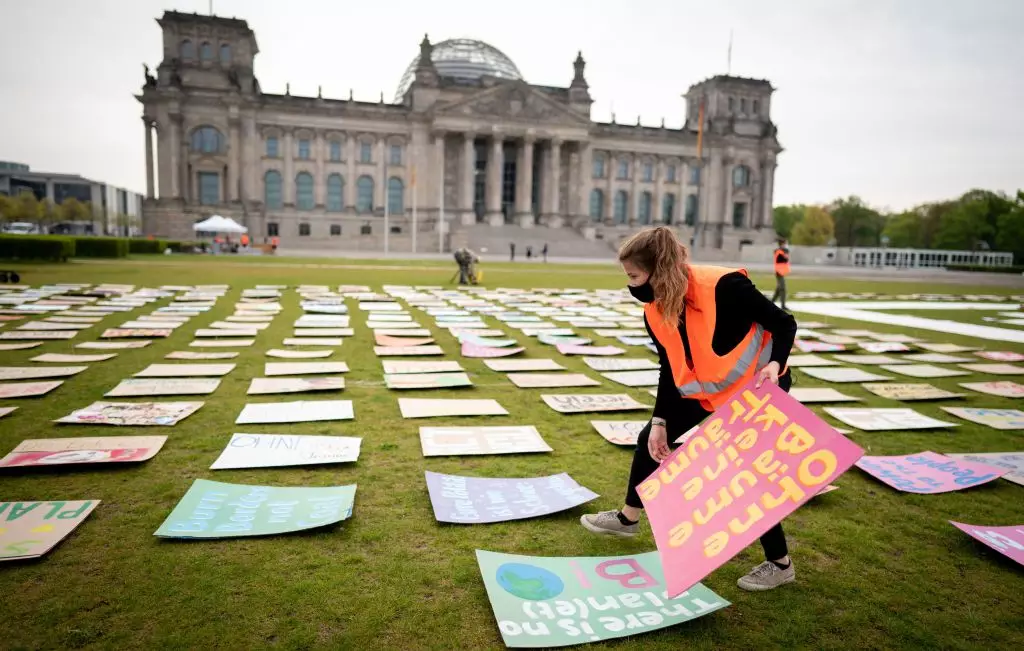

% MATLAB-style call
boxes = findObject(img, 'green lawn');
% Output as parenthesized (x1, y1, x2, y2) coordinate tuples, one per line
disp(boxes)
(1, 258, 1023, 651)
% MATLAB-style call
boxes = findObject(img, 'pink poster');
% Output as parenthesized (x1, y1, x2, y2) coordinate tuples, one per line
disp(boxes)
(855, 451, 1007, 493)
(460, 342, 524, 358)
(639, 380, 864, 598)
(950, 521, 1024, 566)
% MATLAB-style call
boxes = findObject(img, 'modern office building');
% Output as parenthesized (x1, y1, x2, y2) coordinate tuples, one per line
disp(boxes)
(138, 11, 782, 255)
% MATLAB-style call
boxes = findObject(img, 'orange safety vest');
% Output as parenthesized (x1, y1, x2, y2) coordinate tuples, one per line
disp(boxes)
(271, 236, 279, 246)
(645, 265, 775, 411)
(774, 248, 791, 277)
(240, 234, 250, 246)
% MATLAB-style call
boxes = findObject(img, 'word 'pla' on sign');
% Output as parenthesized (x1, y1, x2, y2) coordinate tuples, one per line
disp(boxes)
(638, 380, 864, 598)
(475, 549, 729, 648)
(1, 500, 99, 561)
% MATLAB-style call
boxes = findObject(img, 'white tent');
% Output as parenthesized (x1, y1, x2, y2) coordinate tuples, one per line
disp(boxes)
(193, 215, 248, 234)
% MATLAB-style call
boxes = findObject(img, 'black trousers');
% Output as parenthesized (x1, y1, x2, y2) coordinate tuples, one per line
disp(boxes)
(771, 273, 787, 308)
(625, 372, 792, 561)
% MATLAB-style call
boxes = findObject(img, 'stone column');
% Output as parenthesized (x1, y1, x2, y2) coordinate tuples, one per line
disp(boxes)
(314, 130, 325, 207)
(723, 161, 735, 227)
(434, 131, 446, 220)
(604, 151, 614, 224)
(345, 135, 356, 211)
(179, 132, 190, 202)
(762, 163, 775, 228)
(568, 147, 580, 223)
(485, 135, 504, 226)
(628, 157, 639, 225)
(167, 113, 181, 198)
(545, 138, 562, 226)
(653, 158, 664, 224)
(143, 118, 155, 199)
(706, 150, 724, 227)
(460, 132, 475, 225)
(242, 114, 257, 205)
(228, 119, 241, 202)
(577, 141, 592, 223)
(376, 137, 386, 213)
(283, 129, 295, 206)
(515, 136, 535, 227)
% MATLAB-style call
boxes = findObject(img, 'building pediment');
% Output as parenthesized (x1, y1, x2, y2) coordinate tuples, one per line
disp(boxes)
(434, 81, 590, 128)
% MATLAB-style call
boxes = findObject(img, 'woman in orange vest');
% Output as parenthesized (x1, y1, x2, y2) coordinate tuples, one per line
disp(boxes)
(771, 238, 790, 310)
(581, 226, 799, 591)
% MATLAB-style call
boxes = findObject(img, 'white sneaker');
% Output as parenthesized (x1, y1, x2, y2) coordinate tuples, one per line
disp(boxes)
(580, 510, 639, 538)
(737, 560, 796, 591)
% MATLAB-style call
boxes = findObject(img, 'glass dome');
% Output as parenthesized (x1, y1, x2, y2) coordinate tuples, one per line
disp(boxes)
(394, 38, 523, 101)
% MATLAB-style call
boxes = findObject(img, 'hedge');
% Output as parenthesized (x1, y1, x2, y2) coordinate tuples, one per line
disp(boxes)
(0, 234, 74, 261)
(947, 264, 1024, 274)
(128, 238, 165, 254)
(72, 237, 129, 258)
(164, 240, 199, 253)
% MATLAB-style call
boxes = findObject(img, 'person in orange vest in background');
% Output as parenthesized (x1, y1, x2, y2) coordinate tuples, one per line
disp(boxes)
(580, 226, 799, 592)
(240, 233, 250, 249)
(271, 235, 279, 252)
(771, 238, 791, 310)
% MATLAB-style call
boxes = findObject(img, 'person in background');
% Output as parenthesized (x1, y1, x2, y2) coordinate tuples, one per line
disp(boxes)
(240, 233, 250, 250)
(526, 245, 533, 260)
(454, 247, 480, 284)
(772, 238, 790, 310)
(580, 226, 800, 592)
(271, 235, 279, 253)
(542, 243, 549, 262)
(510, 242, 516, 261)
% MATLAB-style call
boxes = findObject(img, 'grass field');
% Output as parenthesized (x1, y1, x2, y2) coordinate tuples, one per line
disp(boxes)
(2, 257, 1023, 651)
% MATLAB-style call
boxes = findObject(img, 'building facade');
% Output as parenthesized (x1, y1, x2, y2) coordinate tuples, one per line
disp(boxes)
(139, 11, 781, 253)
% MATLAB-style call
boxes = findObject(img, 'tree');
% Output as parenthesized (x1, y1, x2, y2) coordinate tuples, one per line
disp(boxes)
(790, 206, 835, 246)
(12, 191, 40, 223)
(59, 197, 90, 224)
(830, 196, 884, 247)
(772, 205, 806, 239)
(994, 192, 1024, 264)
(0, 194, 14, 223)
(38, 199, 59, 229)
(933, 198, 995, 250)
(882, 211, 923, 248)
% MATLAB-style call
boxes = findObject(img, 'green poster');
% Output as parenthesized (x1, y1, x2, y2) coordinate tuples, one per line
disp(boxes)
(475, 550, 729, 648)
(154, 479, 356, 539)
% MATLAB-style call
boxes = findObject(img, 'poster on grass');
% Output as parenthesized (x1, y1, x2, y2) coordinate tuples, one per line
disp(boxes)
(420, 426, 550, 456)
(425, 472, 597, 523)
(0, 380, 63, 398)
(541, 394, 650, 414)
(855, 451, 1007, 493)
(639, 380, 864, 598)
(105, 378, 221, 397)
(959, 381, 1024, 398)
(590, 420, 647, 446)
(385, 372, 472, 389)
(0, 436, 166, 468)
(950, 521, 1024, 566)
(210, 433, 361, 469)
(940, 407, 1024, 431)
(0, 366, 87, 381)
(56, 401, 203, 426)
(475, 549, 729, 648)
(0, 500, 99, 561)
(485, 359, 565, 372)
(154, 479, 356, 539)
(860, 383, 964, 401)
(823, 407, 957, 431)
(946, 452, 1024, 487)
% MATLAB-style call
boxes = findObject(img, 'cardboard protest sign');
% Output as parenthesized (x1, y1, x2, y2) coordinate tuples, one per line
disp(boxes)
(787, 354, 840, 368)
(77, 340, 150, 350)
(0, 407, 15, 419)
(400, 398, 508, 418)
(460, 334, 521, 348)
(190, 338, 255, 348)
(374, 334, 434, 347)
(0, 436, 166, 468)
(56, 401, 203, 426)
(538, 334, 592, 347)
(639, 381, 864, 597)
(880, 364, 968, 379)
(194, 328, 260, 338)
(0, 366, 87, 381)
(855, 451, 1006, 493)
(210, 433, 361, 469)
(975, 351, 1024, 362)
(420, 426, 550, 456)
(0, 381, 63, 398)
(824, 407, 957, 431)
(0, 500, 99, 561)
(950, 522, 1024, 566)
(235, 400, 354, 424)
(293, 328, 353, 337)
(475, 549, 728, 648)
(265, 348, 334, 359)
(859, 342, 911, 354)
(165, 351, 239, 360)
(375, 345, 445, 357)
(789, 387, 859, 403)
(541, 394, 650, 414)
(795, 340, 845, 353)
(484, 359, 565, 372)
(947, 452, 1024, 487)
(106, 378, 221, 397)
(582, 357, 658, 372)
(462, 342, 525, 358)
(247, 377, 345, 395)
(31, 353, 115, 363)
(903, 353, 972, 364)
(385, 372, 472, 389)
(381, 360, 463, 375)
(282, 337, 343, 346)
(591, 420, 647, 446)
(959, 381, 1024, 398)
(959, 363, 1024, 375)
(861, 383, 965, 401)
(154, 479, 356, 539)
(264, 362, 350, 376)
(799, 367, 892, 383)
(830, 354, 907, 366)
(135, 364, 235, 378)
(509, 373, 600, 389)
(101, 328, 171, 338)
(372, 328, 433, 337)
(0, 342, 43, 351)
(0, 330, 76, 340)
(941, 407, 1024, 431)
(556, 344, 624, 356)
(425, 472, 597, 524)
(601, 370, 660, 387)
(916, 343, 977, 353)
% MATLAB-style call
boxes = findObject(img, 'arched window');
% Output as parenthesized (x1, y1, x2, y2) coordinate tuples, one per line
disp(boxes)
(329, 141, 342, 162)
(220, 44, 231, 65)
(617, 159, 630, 180)
(592, 156, 605, 179)
(296, 172, 314, 210)
(180, 39, 195, 59)
(264, 171, 282, 210)
(356, 175, 374, 213)
(614, 190, 628, 224)
(638, 192, 652, 224)
(327, 174, 344, 212)
(662, 193, 676, 224)
(200, 42, 213, 62)
(390, 145, 403, 166)
(589, 189, 604, 221)
(190, 126, 223, 153)
(685, 194, 698, 226)
(733, 165, 751, 188)
(387, 177, 404, 214)
(266, 136, 279, 158)
(667, 164, 677, 183)
(642, 162, 654, 183)
(360, 142, 373, 163)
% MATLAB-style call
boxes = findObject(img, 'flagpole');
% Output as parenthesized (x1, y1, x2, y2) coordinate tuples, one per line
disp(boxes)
(727, 29, 733, 75)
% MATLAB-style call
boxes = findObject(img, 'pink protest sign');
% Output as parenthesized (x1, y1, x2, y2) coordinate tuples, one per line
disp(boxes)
(855, 451, 1007, 493)
(638, 380, 864, 598)
(950, 521, 1024, 566)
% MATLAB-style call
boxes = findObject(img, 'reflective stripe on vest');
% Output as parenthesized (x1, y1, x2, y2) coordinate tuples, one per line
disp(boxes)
(674, 324, 773, 398)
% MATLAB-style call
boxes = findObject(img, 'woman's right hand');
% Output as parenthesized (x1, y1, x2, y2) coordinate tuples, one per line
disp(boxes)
(648, 422, 672, 462)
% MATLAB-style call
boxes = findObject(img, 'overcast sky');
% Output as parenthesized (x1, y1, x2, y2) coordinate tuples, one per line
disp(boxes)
(1, 0, 1021, 211)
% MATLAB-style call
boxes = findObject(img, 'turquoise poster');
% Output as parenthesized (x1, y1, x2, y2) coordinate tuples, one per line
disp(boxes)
(154, 479, 356, 539)
(475, 550, 729, 647)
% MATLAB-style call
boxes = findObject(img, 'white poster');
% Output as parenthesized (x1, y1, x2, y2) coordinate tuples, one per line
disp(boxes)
(823, 407, 957, 431)
(959, 381, 1024, 398)
(265, 349, 333, 359)
(384, 372, 472, 389)
(789, 387, 860, 403)
(419, 425, 551, 456)
(282, 337, 345, 346)
(541, 394, 651, 414)
(861, 383, 965, 401)
(382, 360, 464, 374)
(800, 367, 893, 383)
(247, 377, 345, 395)
(0, 366, 87, 381)
(941, 408, 1024, 431)
(582, 357, 659, 372)
(105, 378, 221, 397)
(946, 452, 1024, 486)
(235, 400, 354, 424)
(165, 351, 239, 360)
(601, 370, 660, 387)
(398, 398, 508, 418)
(959, 363, 1024, 375)
(787, 355, 840, 368)
(135, 363, 235, 378)
(880, 364, 969, 379)
(591, 420, 647, 446)
(508, 373, 601, 388)
(210, 433, 361, 469)
(483, 359, 564, 372)
(264, 362, 350, 376)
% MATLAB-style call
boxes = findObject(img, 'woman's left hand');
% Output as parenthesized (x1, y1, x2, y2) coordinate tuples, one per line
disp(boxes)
(755, 361, 781, 388)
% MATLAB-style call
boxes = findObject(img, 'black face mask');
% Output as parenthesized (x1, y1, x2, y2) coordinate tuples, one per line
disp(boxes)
(628, 282, 655, 303)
